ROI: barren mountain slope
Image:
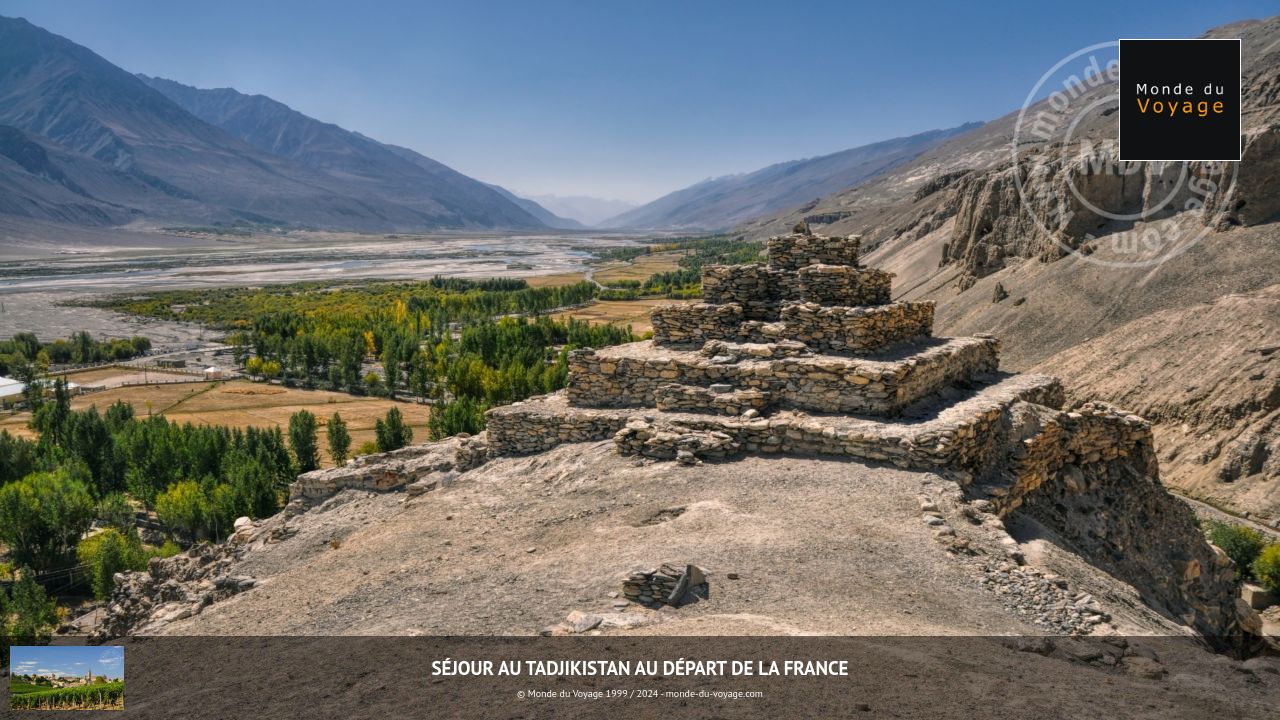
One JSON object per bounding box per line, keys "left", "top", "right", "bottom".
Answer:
{"left": 741, "top": 16, "right": 1280, "bottom": 243}
{"left": 1032, "top": 286, "right": 1280, "bottom": 519}
{"left": 0, "top": 16, "right": 544, "bottom": 231}
{"left": 862, "top": 216, "right": 1280, "bottom": 517}
{"left": 603, "top": 123, "right": 981, "bottom": 231}
{"left": 149, "top": 442, "right": 1185, "bottom": 638}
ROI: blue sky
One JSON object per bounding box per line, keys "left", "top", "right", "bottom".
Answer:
{"left": 0, "top": 0, "right": 1273, "bottom": 202}
{"left": 10, "top": 646, "right": 125, "bottom": 680}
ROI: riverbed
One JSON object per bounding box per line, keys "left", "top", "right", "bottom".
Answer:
{"left": 0, "top": 231, "right": 640, "bottom": 349}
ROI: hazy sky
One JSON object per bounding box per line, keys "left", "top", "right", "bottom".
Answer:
{"left": 1, "top": 0, "right": 1273, "bottom": 202}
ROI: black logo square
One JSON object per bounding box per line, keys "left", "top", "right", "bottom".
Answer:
{"left": 1119, "top": 38, "right": 1240, "bottom": 161}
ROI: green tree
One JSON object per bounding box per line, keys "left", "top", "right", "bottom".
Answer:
{"left": 12, "top": 356, "right": 45, "bottom": 411}
{"left": 71, "top": 330, "right": 95, "bottom": 364}
{"left": 77, "top": 528, "right": 147, "bottom": 600}
{"left": 7, "top": 570, "right": 58, "bottom": 642}
{"left": 66, "top": 406, "right": 121, "bottom": 493}
{"left": 327, "top": 411, "right": 351, "bottom": 466}
{"left": 427, "top": 396, "right": 486, "bottom": 440}
{"left": 155, "top": 481, "right": 210, "bottom": 541}
{"left": 1207, "top": 521, "right": 1266, "bottom": 581}
{"left": 375, "top": 406, "right": 413, "bottom": 452}
{"left": 31, "top": 378, "right": 72, "bottom": 447}
{"left": 96, "top": 492, "right": 135, "bottom": 533}
{"left": 0, "top": 430, "right": 38, "bottom": 485}
{"left": 382, "top": 336, "right": 402, "bottom": 399}
{"left": 288, "top": 410, "right": 320, "bottom": 473}
{"left": 225, "top": 454, "right": 279, "bottom": 522}
{"left": 1252, "top": 544, "right": 1280, "bottom": 593}
{"left": 0, "top": 470, "right": 96, "bottom": 571}
{"left": 103, "top": 399, "right": 135, "bottom": 432}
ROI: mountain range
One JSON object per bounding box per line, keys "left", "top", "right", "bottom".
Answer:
{"left": 0, "top": 14, "right": 984, "bottom": 236}
{"left": 0, "top": 15, "right": 553, "bottom": 232}
{"left": 600, "top": 123, "right": 981, "bottom": 230}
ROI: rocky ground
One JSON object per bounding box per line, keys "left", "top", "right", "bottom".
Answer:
{"left": 86, "top": 438, "right": 1280, "bottom": 717}
{"left": 106, "top": 441, "right": 1200, "bottom": 639}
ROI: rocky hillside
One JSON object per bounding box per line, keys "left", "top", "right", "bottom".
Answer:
{"left": 1034, "top": 286, "right": 1280, "bottom": 519}
{"left": 0, "top": 16, "right": 545, "bottom": 231}
{"left": 602, "top": 123, "right": 981, "bottom": 230}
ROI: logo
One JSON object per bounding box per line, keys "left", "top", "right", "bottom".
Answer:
{"left": 1012, "top": 41, "right": 1239, "bottom": 269}
{"left": 1119, "top": 39, "right": 1241, "bottom": 161}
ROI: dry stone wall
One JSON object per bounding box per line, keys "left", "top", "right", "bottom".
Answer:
{"left": 699, "top": 339, "right": 811, "bottom": 361}
{"left": 983, "top": 401, "right": 1256, "bottom": 642}
{"left": 656, "top": 232, "right": 909, "bottom": 352}
{"left": 567, "top": 337, "right": 999, "bottom": 416}
{"left": 290, "top": 440, "right": 460, "bottom": 503}
{"left": 778, "top": 301, "right": 934, "bottom": 355}
{"left": 486, "top": 395, "right": 632, "bottom": 455}
{"left": 797, "top": 264, "right": 892, "bottom": 306}
{"left": 650, "top": 302, "right": 744, "bottom": 346}
{"left": 613, "top": 374, "right": 1065, "bottom": 473}
{"left": 768, "top": 233, "right": 861, "bottom": 270}
{"left": 700, "top": 265, "right": 793, "bottom": 320}
{"left": 654, "top": 383, "right": 773, "bottom": 415}
{"left": 483, "top": 374, "right": 1064, "bottom": 471}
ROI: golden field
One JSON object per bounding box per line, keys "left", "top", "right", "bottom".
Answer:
{"left": 552, "top": 298, "right": 676, "bottom": 335}
{"left": 0, "top": 380, "right": 430, "bottom": 467}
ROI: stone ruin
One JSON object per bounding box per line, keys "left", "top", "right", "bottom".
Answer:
{"left": 483, "top": 227, "right": 1029, "bottom": 471}
{"left": 467, "top": 227, "right": 1257, "bottom": 644}
{"left": 272, "top": 226, "right": 1256, "bottom": 645}
{"left": 622, "top": 563, "right": 709, "bottom": 608}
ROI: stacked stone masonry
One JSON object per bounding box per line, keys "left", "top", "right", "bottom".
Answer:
{"left": 486, "top": 372, "right": 1065, "bottom": 476}
{"left": 797, "top": 265, "right": 892, "bottom": 306}
{"left": 290, "top": 441, "right": 461, "bottom": 502}
{"left": 778, "top": 301, "right": 933, "bottom": 355}
{"left": 566, "top": 336, "right": 998, "bottom": 416}
{"left": 768, "top": 232, "right": 861, "bottom": 270}
{"left": 484, "top": 230, "right": 1025, "bottom": 461}
{"left": 655, "top": 230, "right": 910, "bottom": 353}
{"left": 700, "top": 265, "right": 795, "bottom": 320}
{"left": 650, "top": 299, "right": 932, "bottom": 355}
{"left": 655, "top": 383, "right": 773, "bottom": 415}
{"left": 649, "top": 302, "right": 743, "bottom": 346}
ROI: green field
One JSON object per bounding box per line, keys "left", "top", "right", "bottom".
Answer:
{"left": 10, "top": 681, "right": 125, "bottom": 710}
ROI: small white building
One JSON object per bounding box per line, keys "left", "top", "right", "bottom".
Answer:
{"left": 0, "top": 376, "right": 25, "bottom": 408}
{"left": 203, "top": 366, "right": 225, "bottom": 380}
{"left": 0, "top": 377, "right": 80, "bottom": 407}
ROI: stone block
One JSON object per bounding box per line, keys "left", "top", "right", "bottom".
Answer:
{"left": 1242, "top": 583, "right": 1277, "bottom": 610}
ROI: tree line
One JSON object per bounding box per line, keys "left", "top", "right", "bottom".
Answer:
{"left": 91, "top": 277, "right": 636, "bottom": 438}
{"left": 0, "top": 374, "right": 418, "bottom": 627}
{"left": 0, "top": 332, "right": 152, "bottom": 404}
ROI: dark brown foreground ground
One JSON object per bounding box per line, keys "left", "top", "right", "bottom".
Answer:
{"left": 3, "top": 636, "right": 1277, "bottom": 719}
